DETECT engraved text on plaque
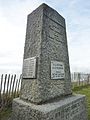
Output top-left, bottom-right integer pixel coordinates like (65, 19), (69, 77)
(51, 61), (65, 79)
(22, 57), (36, 78)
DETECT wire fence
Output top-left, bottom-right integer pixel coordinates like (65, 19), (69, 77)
(71, 72), (90, 88)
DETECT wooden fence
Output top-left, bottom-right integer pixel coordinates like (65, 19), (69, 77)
(0, 74), (22, 110)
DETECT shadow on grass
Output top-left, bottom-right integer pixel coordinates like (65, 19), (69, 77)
(0, 107), (12, 120)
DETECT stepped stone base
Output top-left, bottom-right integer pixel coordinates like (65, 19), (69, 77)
(12, 94), (87, 120)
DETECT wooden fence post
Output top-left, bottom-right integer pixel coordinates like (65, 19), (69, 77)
(78, 73), (80, 86)
(9, 75), (13, 96)
(12, 74), (16, 97)
(2, 74), (7, 108)
(14, 79), (18, 98)
(0, 74), (3, 109)
(87, 74), (89, 85)
(6, 74), (10, 95)
(6, 74), (10, 106)
(17, 74), (21, 96)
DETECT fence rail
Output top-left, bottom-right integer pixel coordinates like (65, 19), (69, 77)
(0, 74), (21, 110)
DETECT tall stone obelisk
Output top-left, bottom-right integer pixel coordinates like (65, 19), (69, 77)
(20, 3), (72, 104)
(12, 3), (87, 120)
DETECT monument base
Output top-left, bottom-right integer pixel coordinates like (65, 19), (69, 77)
(12, 94), (87, 120)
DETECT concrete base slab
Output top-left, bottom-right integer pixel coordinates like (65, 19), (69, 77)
(12, 94), (88, 120)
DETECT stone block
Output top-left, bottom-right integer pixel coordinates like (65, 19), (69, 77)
(12, 94), (88, 120)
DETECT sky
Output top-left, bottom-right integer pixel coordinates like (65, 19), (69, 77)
(0, 0), (90, 74)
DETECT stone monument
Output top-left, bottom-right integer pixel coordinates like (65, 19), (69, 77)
(12, 3), (87, 120)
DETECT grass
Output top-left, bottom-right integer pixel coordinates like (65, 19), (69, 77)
(0, 107), (12, 120)
(0, 93), (19, 120)
(73, 84), (90, 120)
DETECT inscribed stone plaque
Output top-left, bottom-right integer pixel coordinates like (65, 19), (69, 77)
(22, 57), (36, 78)
(51, 61), (65, 79)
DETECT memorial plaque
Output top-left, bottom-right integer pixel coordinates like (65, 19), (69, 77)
(22, 57), (36, 78)
(51, 61), (65, 79)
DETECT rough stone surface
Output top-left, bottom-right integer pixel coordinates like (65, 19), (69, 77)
(12, 94), (88, 120)
(12, 3), (88, 120)
(20, 3), (72, 104)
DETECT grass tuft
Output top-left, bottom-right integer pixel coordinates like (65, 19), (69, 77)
(73, 84), (90, 120)
(0, 107), (12, 120)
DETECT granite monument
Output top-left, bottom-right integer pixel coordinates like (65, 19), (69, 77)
(12, 3), (87, 120)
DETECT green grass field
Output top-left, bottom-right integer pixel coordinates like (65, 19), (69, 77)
(0, 85), (90, 120)
(73, 85), (90, 120)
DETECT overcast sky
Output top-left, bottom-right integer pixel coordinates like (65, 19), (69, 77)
(0, 0), (90, 74)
